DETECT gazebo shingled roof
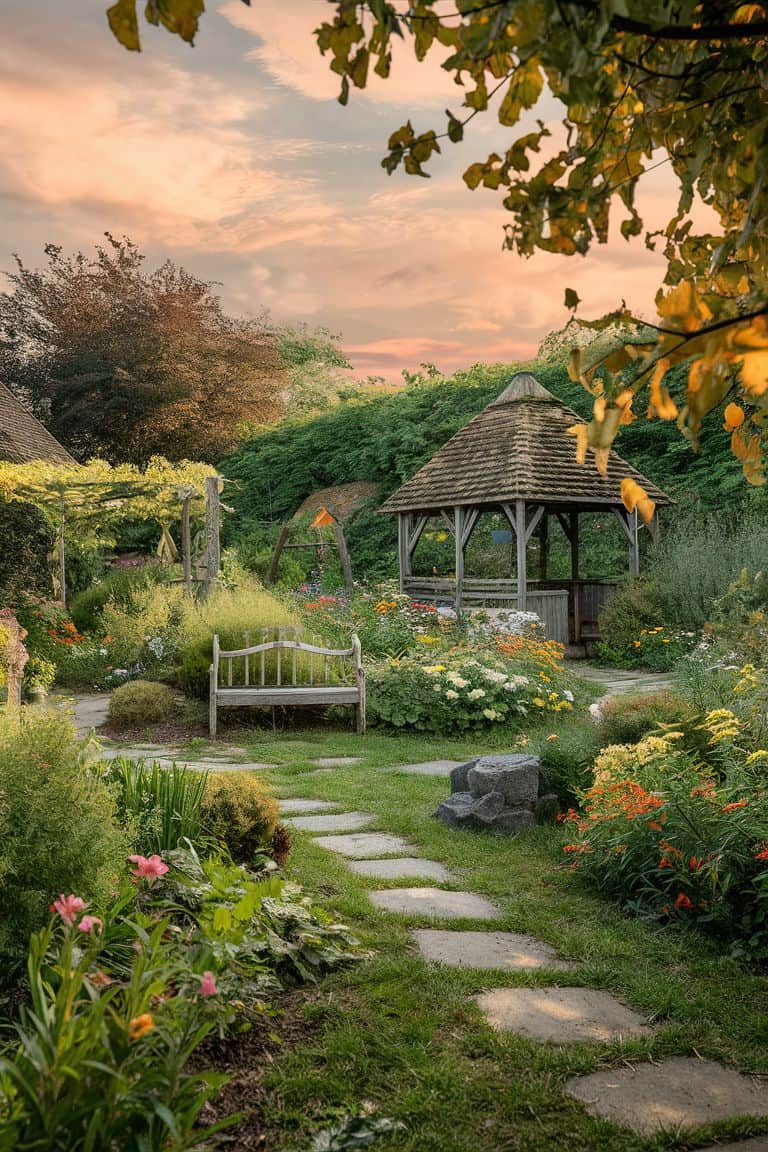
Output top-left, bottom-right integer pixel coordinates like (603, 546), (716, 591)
(378, 372), (673, 641)
(379, 372), (671, 514)
(0, 381), (75, 465)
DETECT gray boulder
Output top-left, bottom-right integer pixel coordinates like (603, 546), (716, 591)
(449, 757), (480, 793)
(467, 754), (539, 807)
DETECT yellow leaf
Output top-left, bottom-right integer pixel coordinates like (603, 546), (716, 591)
(567, 424), (588, 465)
(621, 477), (656, 524)
(107, 0), (140, 50)
(647, 358), (678, 420)
(593, 395), (606, 423)
(739, 351), (768, 396)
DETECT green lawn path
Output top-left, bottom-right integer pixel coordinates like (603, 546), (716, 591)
(208, 728), (768, 1152)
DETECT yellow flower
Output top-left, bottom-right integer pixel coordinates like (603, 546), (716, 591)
(532, 697), (546, 707)
(547, 733), (559, 742)
(540, 673), (551, 683)
(424, 664), (446, 674)
(128, 1013), (155, 1043)
(746, 750), (768, 765)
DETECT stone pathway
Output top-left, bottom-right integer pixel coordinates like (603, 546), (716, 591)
(287, 762), (768, 1148)
(283, 812), (373, 833)
(566, 663), (674, 698)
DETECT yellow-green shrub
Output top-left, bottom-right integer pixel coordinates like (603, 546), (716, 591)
(109, 679), (176, 726)
(0, 711), (128, 972)
(200, 772), (279, 863)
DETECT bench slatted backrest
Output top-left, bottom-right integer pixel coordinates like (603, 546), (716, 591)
(213, 629), (358, 690)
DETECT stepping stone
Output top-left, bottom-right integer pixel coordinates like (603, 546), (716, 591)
(413, 929), (574, 971)
(309, 757), (362, 768)
(313, 833), (412, 858)
(395, 759), (463, 777)
(278, 799), (340, 815)
(350, 858), (452, 882)
(476, 987), (650, 1044)
(565, 1058), (768, 1136)
(283, 812), (374, 833)
(369, 888), (499, 920)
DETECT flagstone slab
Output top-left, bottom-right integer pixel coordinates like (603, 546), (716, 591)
(283, 812), (374, 833)
(413, 929), (575, 971)
(309, 757), (362, 768)
(313, 833), (412, 858)
(476, 987), (650, 1044)
(350, 858), (452, 882)
(565, 1058), (768, 1136)
(395, 759), (464, 777)
(278, 799), (341, 815)
(369, 887), (499, 920)
(98, 750), (276, 771)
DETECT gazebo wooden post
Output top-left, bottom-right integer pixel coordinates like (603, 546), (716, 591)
(539, 512), (549, 580)
(570, 509), (580, 642)
(628, 509), (640, 576)
(515, 498), (527, 611)
(397, 514), (408, 592)
(454, 505), (465, 614)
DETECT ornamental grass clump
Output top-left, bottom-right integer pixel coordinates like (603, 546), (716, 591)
(108, 679), (176, 727)
(561, 725), (768, 955)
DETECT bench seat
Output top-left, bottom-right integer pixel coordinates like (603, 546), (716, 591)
(216, 686), (360, 708)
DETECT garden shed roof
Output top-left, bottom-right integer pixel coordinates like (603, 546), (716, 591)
(0, 381), (75, 465)
(378, 372), (671, 513)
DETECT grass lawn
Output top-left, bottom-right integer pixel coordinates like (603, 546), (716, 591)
(190, 725), (768, 1152)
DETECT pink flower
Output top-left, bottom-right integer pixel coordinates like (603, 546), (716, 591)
(199, 971), (218, 997)
(128, 854), (169, 882)
(50, 894), (86, 926)
(77, 915), (103, 934)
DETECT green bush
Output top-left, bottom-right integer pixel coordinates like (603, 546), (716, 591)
(0, 711), (128, 971)
(176, 639), (213, 700)
(531, 720), (601, 807)
(70, 565), (161, 634)
(596, 579), (689, 669)
(103, 758), (209, 854)
(109, 679), (176, 727)
(596, 689), (692, 747)
(200, 773), (279, 863)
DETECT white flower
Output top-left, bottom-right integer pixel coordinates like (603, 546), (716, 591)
(562, 689), (574, 702)
(146, 636), (165, 659)
(483, 669), (508, 683)
(445, 689), (459, 700)
(482, 707), (501, 721)
(99, 648), (108, 656)
(588, 701), (603, 723)
(467, 688), (486, 700)
(446, 672), (469, 688)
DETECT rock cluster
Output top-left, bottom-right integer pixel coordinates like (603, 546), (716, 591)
(433, 754), (556, 834)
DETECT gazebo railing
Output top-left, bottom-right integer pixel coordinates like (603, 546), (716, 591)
(402, 576), (621, 645)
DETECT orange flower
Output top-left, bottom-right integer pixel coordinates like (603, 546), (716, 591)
(722, 800), (748, 812)
(674, 893), (693, 911)
(659, 857), (673, 869)
(128, 1013), (155, 1042)
(689, 856), (704, 872)
(755, 848), (768, 863)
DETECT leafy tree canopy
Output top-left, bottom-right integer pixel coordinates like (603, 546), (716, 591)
(104, 0), (768, 507)
(0, 235), (285, 465)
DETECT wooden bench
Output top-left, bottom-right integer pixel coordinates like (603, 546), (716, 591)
(209, 632), (365, 736)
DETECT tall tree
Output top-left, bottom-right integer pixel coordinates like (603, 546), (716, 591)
(104, 1), (768, 503)
(0, 235), (285, 465)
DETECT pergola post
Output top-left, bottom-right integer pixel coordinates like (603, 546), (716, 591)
(454, 505), (465, 614)
(540, 512), (549, 580)
(515, 499), (527, 611)
(181, 492), (192, 594)
(204, 475), (221, 594)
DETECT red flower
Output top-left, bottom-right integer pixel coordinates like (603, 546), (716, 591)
(674, 892), (694, 911)
(722, 800), (748, 812)
(689, 856), (704, 872)
(755, 848), (768, 863)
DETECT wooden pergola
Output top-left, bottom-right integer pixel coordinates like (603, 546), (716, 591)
(378, 373), (672, 646)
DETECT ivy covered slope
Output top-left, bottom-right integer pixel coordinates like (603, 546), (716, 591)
(220, 356), (750, 576)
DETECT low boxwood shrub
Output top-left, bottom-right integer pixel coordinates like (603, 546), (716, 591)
(200, 772), (279, 864)
(0, 711), (128, 973)
(109, 679), (176, 727)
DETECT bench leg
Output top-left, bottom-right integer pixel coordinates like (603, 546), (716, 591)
(209, 670), (218, 738)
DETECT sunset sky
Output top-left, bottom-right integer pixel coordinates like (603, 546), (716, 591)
(1, 0), (679, 381)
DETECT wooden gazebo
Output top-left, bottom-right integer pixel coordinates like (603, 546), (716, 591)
(378, 373), (672, 646)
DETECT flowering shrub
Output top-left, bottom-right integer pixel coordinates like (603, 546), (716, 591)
(298, 583), (448, 659)
(368, 654), (574, 733)
(561, 734), (768, 953)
